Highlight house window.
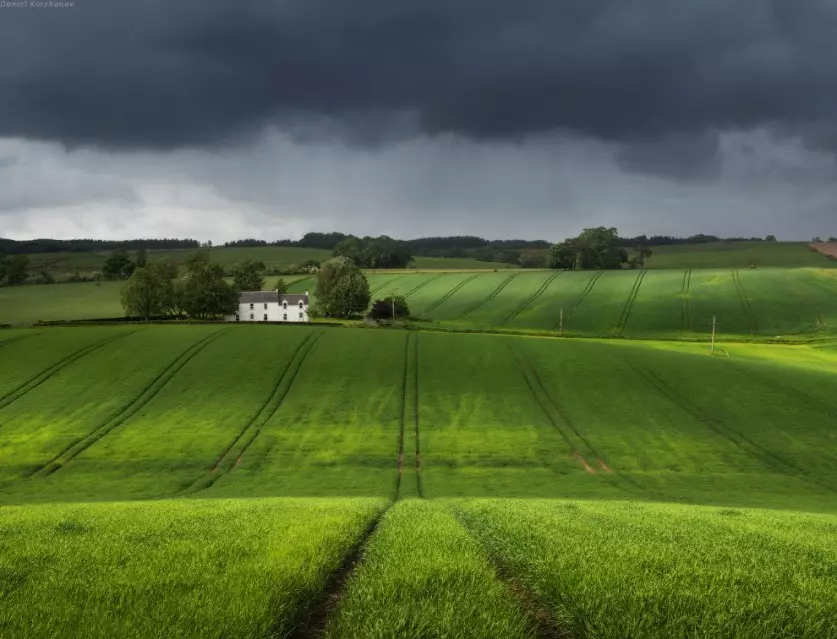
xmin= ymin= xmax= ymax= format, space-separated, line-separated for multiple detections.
xmin=283 ymin=313 xmax=288 ymax=321
xmin=249 ymin=303 xmax=254 ymax=310
xmin=264 ymin=303 xmax=268 ymax=309
xmin=299 ymin=312 xmax=304 ymax=320
xmin=264 ymin=314 xmax=268 ymax=321
xmin=235 ymin=314 xmax=240 ymax=322
xmin=283 ymin=301 xmax=287 ymax=309
xmin=249 ymin=313 xmax=254 ymax=320
xmin=298 ymin=301 xmax=303 ymax=308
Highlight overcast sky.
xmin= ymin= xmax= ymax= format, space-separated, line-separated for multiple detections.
xmin=2 ymin=0 xmax=837 ymax=243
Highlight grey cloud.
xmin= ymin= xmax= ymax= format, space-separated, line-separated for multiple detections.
xmin=2 ymin=0 xmax=837 ymax=167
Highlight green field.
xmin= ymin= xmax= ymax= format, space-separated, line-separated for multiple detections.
xmin=0 ymin=325 xmax=835 ymax=636
xmin=644 ymin=241 xmax=837 ymax=269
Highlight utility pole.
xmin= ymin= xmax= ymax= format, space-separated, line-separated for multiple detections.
xmin=711 ymin=315 xmax=716 ymax=355
xmin=392 ymin=290 xmax=396 ymax=322
xmin=559 ymin=307 xmax=564 ymax=336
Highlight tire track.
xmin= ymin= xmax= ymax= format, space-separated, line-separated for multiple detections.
xmin=0 ymin=333 xmax=37 ymax=351
xmin=414 ymin=332 xmax=423 ymax=498
xmin=552 ymin=270 xmax=602 ymax=330
xmin=455 ymin=273 xmax=517 ymax=320
xmin=28 ymin=328 xmax=230 ymax=478
xmin=796 ymin=275 xmax=837 ymax=296
xmin=370 ymin=275 xmax=404 ymax=296
xmin=731 ymin=269 xmax=759 ymax=335
xmin=287 ymin=504 xmax=392 ymax=639
xmin=182 ymin=330 xmax=323 ymax=494
xmin=423 ymin=274 xmax=479 ymax=314
xmin=404 ymin=274 xmax=442 ymax=298
xmin=395 ymin=333 xmax=410 ymax=500
xmin=509 ymin=344 xmax=643 ymax=494
xmin=501 ymin=272 xmax=560 ymax=325
xmin=623 ymin=357 xmax=837 ymax=495
xmin=614 ymin=270 xmax=647 ymax=336
xmin=680 ymin=269 xmax=692 ymax=335
xmin=0 ymin=331 xmax=135 ymax=413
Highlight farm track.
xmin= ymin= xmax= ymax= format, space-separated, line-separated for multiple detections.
xmin=424 ymin=274 xmax=480 ymax=314
xmin=287 ymin=504 xmax=392 ymax=639
xmin=454 ymin=273 xmax=517 ymax=320
xmin=28 ymin=328 xmax=230 ymax=479
xmin=554 ymin=270 xmax=602 ymax=330
xmin=404 ymin=274 xmax=443 ymax=298
xmin=796 ymin=274 xmax=837 ymax=296
xmin=184 ymin=331 xmax=324 ymax=494
xmin=395 ymin=334 xmax=410 ymax=500
xmin=413 ymin=332 xmax=423 ymax=498
xmin=625 ymin=358 xmax=837 ymax=495
xmin=451 ymin=507 xmax=564 ymax=639
xmin=370 ymin=276 xmax=404 ymax=296
xmin=680 ymin=269 xmax=692 ymax=335
xmin=0 ymin=333 xmax=37 ymax=351
xmin=500 ymin=272 xmax=560 ymax=325
xmin=0 ymin=331 xmax=135 ymax=413
xmin=731 ymin=269 xmax=759 ymax=335
xmin=615 ymin=270 xmax=647 ymax=336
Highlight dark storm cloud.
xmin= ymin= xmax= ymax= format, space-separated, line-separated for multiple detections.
xmin=2 ymin=0 xmax=837 ymax=154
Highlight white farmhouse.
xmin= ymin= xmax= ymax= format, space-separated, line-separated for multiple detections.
xmin=226 ymin=290 xmax=310 ymax=323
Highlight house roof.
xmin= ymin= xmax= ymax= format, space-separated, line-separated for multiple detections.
xmin=239 ymin=291 xmax=309 ymax=304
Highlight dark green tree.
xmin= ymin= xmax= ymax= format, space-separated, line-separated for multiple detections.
xmin=367 ymin=295 xmax=410 ymax=321
xmin=181 ymin=253 xmax=238 ymax=319
xmin=136 ymin=247 xmax=148 ymax=268
xmin=102 ymin=249 xmax=136 ymax=280
xmin=314 ymin=257 xmax=371 ymax=318
xmin=765 ymin=235 xmax=777 ymax=242
xmin=548 ymin=243 xmax=577 ymax=270
xmin=231 ymin=260 xmax=266 ymax=291
xmin=0 ymin=254 xmax=29 ymax=285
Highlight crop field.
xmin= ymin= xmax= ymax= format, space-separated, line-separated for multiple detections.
xmin=1 ymin=325 xmax=836 ymax=637
xmin=644 ymin=241 xmax=837 ymax=269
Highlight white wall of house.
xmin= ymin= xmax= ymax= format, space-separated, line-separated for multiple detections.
xmin=225 ymin=299 xmax=309 ymax=322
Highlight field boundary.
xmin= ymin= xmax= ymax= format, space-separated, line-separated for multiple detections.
xmin=680 ymin=269 xmax=692 ymax=335
xmin=553 ymin=270 xmax=602 ymax=330
xmin=424 ymin=274 xmax=479 ymax=313
xmin=615 ymin=270 xmax=647 ymax=336
xmin=451 ymin=507 xmax=565 ymax=639
xmin=0 ymin=330 xmax=135 ymax=413
xmin=501 ymin=272 xmax=560 ymax=325
xmin=731 ymin=269 xmax=759 ymax=335
xmin=27 ymin=328 xmax=229 ymax=479
xmin=287 ymin=504 xmax=392 ymax=639
xmin=455 ymin=273 xmax=518 ymax=320
xmin=182 ymin=330 xmax=324 ymax=494
xmin=624 ymin=357 xmax=837 ymax=495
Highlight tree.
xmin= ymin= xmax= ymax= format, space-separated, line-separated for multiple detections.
xmin=367 ymin=295 xmax=410 ymax=321
xmin=121 ymin=266 xmax=166 ymax=319
xmin=333 ymin=235 xmax=413 ymax=268
xmin=548 ymin=243 xmax=576 ymax=270
xmin=633 ymin=236 xmax=653 ymax=268
xmin=813 ymin=237 xmax=823 ymax=243
xmin=231 ymin=260 xmax=266 ymax=291
xmin=275 ymin=278 xmax=288 ymax=294
xmin=575 ymin=227 xmax=628 ymax=269
xmin=518 ymin=252 xmax=546 ymax=268
xmin=765 ymin=235 xmax=777 ymax=242
xmin=181 ymin=255 xmax=238 ymax=319
xmin=102 ymin=249 xmax=135 ymax=280
xmin=136 ymin=247 xmax=148 ymax=268
xmin=314 ymin=257 xmax=371 ymax=318
xmin=0 ymin=254 xmax=29 ymax=285
xmin=829 ymin=237 xmax=837 ymax=243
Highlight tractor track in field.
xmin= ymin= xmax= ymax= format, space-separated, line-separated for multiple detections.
xmin=509 ymin=345 xmax=644 ymax=494
xmin=500 ymin=272 xmax=560 ymax=325
xmin=455 ymin=273 xmax=517 ymax=320
xmin=404 ymin=274 xmax=442 ymax=298
xmin=424 ymin=274 xmax=479 ymax=314
xmin=553 ymin=270 xmax=602 ymax=330
xmin=614 ymin=270 xmax=647 ymax=336
xmin=451 ymin=508 xmax=566 ymax=639
xmin=0 ymin=333 xmax=38 ymax=351
xmin=395 ymin=334 xmax=410 ymax=500
xmin=412 ymin=333 xmax=423 ymax=498
xmin=370 ymin=275 xmax=404 ymax=296
xmin=624 ymin=358 xmax=837 ymax=495
xmin=0 ymin=331 xmax=135 ymax=413
xmin=27 ymin=328 xmax=230 ymax=479
xmin=731 ymin=269 xmax=759 ymax=335
xmin=680 ymin=269 xmax=692 ymax=335
xmin=287 ymin=504 xmax=392 ymax=639
xmin=796 ymin=275 xmax=837 ymax=296
xmin=182 ymin=331 xmax=324 ymax=494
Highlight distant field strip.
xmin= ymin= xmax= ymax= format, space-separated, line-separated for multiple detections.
xmin=27 ymin=329 xmax=230 ymax=478
xmin=404 ymin=274 xmax=442 ymax=297
xmin=681 ymin=269 xmax=692 ymax=334
xmin=500 ymin=272 xmax=559 ymax=325
xmin=554 ymin=270 xmax=602 ymax=329
xmin=185 ymin=331 xmax=324 ymax=495
xmin=0 ymin=331 xmax=133 ymax=412
xmin=455 ymin=273 xmax=518 ymax=320
xmin=732 ymin=269 xmax=759 ymax=334
xmin=625 ymin=358 xmax=837 ymax=495
xmin=615 ymin=270 xmax=648 ymax=335
xmin=424 ymin=274 xmax=479 ymax=313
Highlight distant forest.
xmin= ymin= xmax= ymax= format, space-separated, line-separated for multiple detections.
xmin=1 ymin=232 xmax=773 ymax=259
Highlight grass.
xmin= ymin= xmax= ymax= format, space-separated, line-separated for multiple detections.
xmin=455 ymin=499 xmax=837 ymax=638
xmin=0 ymin=324 xmax=836 ymax=637
xmin=0 ymin=497 xmax=385 ymax=639
xmin=644 ymin=241 xmax=837 ymax=269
